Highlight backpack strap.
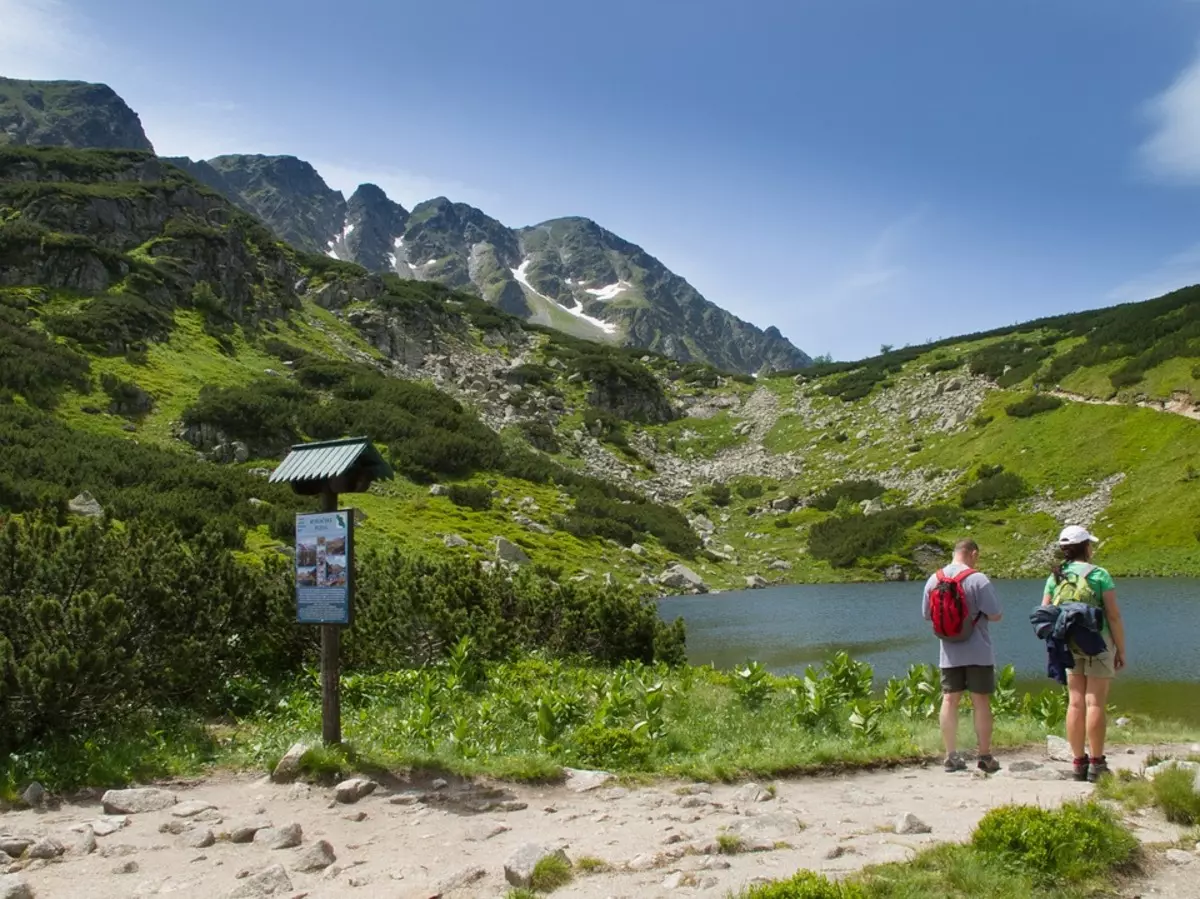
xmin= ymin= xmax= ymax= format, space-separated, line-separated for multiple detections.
xmin=951 ymin=567 xmax=975 ymax=583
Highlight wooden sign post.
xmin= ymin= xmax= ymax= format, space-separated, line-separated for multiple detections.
xmin=270 ymin=437 xmax=392 ymax=745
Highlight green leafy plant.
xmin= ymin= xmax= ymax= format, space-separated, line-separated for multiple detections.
xmin=733 ymin=661 xmax=773 ymax=709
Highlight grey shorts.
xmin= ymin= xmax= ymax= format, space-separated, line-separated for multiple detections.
xmin=941 ymin=665 xmax=996 ymax=695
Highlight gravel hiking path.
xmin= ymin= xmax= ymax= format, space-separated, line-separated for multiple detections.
xmin=2 ymin=743 xmax=1197 ymax=898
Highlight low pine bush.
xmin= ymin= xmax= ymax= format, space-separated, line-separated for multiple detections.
xmin=738 ymin=871 xmax=867 ymax=898
xmin=1005 ymin=394 xmax=1063 ymax=418
xmin=971 ymin=800 xmax=1137 ymax=884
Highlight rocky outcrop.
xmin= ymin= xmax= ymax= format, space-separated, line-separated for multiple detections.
xmin=1 ymin=149 xmax=303 ymax=330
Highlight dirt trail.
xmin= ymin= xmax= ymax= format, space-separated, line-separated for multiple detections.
xmin=1049 ymin=389 xmax=1200 ymax=422
xmin=2 ymin=745 xmax=1196 ymax=899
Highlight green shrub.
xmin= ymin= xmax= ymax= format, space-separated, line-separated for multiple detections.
xmin=808 ymin=505 xmax=960 ymax=568
xmin=0 ymin=514 xmax=303 ymax=756
xmin=530 ymin=855 xmax=572 ymax=892
xmin=737 ymin=870 xmax=867 ymax=898
xmin=100 ymin=373 xmax=152 ymax=418
xmin=46 ymin=291 xmax=173 ymax=354
xmin=1152 ymin=766 xmax=1200 ymax=825
xmin=961 ymin=471 xmax=1025 ymax=509
xmin=774 ymin=514 xmax=794 ymax=529
xmin=570 ymin=724 xmax=650 ymax=769
xmin=506 ymin=363 xmax=555 ymax=386
xmin=925 ymin=357 xmax=961 ymax=374
xmin=968 ymin=340 xmax=1050 ymax=383
xmin=811 ymin=480 xmax=885 ymax=512
xmin=518 ymin=419 xmax=560 ymax=454
xmin=735 ymin=481 xmax=764 ymax=500
xmin=971 ymin=801 xmax=1137 ymax=884
xmin=0 ymin=303 xmax=90 ymax=408
xmin=345 ymin=552 xmax=686 ymax=670
xmin=447 ymin=483 xmax=493 ymax=511
xmin=1005 ymin=394 xmax=1064 ymax=418
xmin=705 ymin=483 xmax=732 ymax=507
xmin=582 ymin=409 xmax=630 ymax=450
xmin=562 ymin=486 xmax=699 ymax=557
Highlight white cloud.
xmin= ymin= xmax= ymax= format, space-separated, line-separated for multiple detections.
xmin=0 ymin=0 xmax=98 ymax=79
xmin=1139 ymin=42 xmax=1200 ymax=182
xmin=1107 ymin=242 xmax=1200 ymax=303
xmin=311 ymin=159 xmax=498 ymax=210
xmin=830 ymin=203 xmax=929 ymax=297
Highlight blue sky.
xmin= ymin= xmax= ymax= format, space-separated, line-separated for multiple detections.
xmin=7 ymin=0 xmax=1200 ymax=359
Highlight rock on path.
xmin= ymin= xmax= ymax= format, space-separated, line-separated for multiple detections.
xmin=2 ymin=744 xmax=1196 ymax=899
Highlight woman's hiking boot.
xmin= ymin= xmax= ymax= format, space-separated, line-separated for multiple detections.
xmin=1072 ymin=756 xmax=1090 ymax=782
xmin=1087 ymin=756 xmax=1110 ymax=783
xmin=944 ymin=752 xmax=966 ymax=772
xmin=977 ymin=754 xmax=1000 ymax=774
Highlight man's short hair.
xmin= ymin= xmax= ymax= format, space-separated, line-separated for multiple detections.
xmin=954 ymin=538 xmax=979 ymax=555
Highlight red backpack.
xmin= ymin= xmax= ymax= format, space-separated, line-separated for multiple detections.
xmin=929 ymin=568 xmax=981 ymax=642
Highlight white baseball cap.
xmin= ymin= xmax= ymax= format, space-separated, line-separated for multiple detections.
xmin=1058 ymin=525 xmax=1099 ymax=546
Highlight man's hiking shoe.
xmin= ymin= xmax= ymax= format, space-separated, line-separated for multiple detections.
xmin=1073 ymin=756 xmax=1090 ymax=782
xmin=1087 ymin=756 xmax=1110 ymax=783
xmin=977 ymin=754 xmax=1000 ymax=774
xmin=944 ymin=753 xmax=967 ymax=772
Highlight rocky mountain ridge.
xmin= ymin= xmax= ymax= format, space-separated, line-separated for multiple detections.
xmin=0 ymin=73 xmax=807 ymax=374
xmin=166 ymin=154 xmax=810 ymax=374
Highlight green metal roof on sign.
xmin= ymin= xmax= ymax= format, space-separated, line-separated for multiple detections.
xmin=269 ymin=437 xmax=393 ymax=486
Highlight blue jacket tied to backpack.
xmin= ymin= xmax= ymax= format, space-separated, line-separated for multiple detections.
xmin=1029 ymin=603 xmax=1107 ymax=685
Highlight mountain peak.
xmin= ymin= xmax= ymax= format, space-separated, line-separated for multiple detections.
xmin=0 ymin=76 xmax=153 ymax=152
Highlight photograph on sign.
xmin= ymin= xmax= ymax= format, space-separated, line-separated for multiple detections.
xmin=295 ymin=510 xmax=353 ymax=624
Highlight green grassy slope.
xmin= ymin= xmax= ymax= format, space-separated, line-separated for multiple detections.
xmin=0 ymin=147 xmax=707 ymax=590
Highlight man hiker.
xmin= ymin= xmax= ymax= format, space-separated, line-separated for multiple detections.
xmin=921 ymin=538 xmax=1004 ymax=773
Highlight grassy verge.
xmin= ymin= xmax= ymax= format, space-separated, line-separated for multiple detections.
xmin=736 ymin=801 xmax=1140 ymax=899
xmin=7 ymin=651 xmax=1193 ymax=797
xmin=1096 ymin=756 xmax=1200 ymax=825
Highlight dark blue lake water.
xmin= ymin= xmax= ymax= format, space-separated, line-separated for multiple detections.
xmin=659 ymin=578 xmax=1200 ymax=723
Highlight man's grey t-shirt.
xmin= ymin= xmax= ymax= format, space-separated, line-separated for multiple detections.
xmin=921 ymin=563 xmax=1002 ymax=668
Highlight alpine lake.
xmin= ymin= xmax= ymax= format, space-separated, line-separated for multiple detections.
xmin=660 ymin=578 xmax=1200 ymax=725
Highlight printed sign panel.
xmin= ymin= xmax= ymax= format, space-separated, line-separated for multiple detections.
xmin=295 ymin=510 xmax=353 ymax=624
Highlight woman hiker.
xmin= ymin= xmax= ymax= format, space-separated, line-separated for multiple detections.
xmin=1041 ymin=525 xmax=1127 ymax=782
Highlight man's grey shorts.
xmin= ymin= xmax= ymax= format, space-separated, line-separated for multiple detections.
xmin=940 ymin=665 xmax=996 ymax=695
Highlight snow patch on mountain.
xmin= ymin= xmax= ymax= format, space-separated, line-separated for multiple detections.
xmin=325 ymin=217 xmax=355 ymax=260
xmin=585 ymin=281 xmax=629 ymax=301
xmin=512 ymin=260 xmax=617 ymax=335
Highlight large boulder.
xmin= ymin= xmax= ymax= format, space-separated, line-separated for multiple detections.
xmin=226 ymin=864 xmax=292 ymax=898
xmin=658 ymin=564 xmax=708 ymax=593
xmin=0 ymin=875 xmax=34 ymax=899
xmin=101 ymin=788 xmax=176 ymax=814
xmin=333 ymin=778 xmax=377 ymax=804
xmin=68 ymin=491 xmax=104 ymax=518
xmin=493 ymin=537 xmax=531 ymax=565
xmin=504 ymin=843 xmax=571 ymax=889
xmin=745 ymin=574 xmax=768 ymax=590
xmin=270 ymin=742 xmax=310 ymax=784
xmin=293 ymin=839 xmax=336 ymax=872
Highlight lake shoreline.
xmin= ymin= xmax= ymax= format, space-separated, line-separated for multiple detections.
xmin=659 ymin=577 xmax=1200 ymax=725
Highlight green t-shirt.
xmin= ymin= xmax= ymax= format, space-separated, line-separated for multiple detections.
xmin=1044 ymin=562 xmax=1116 ymax=634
